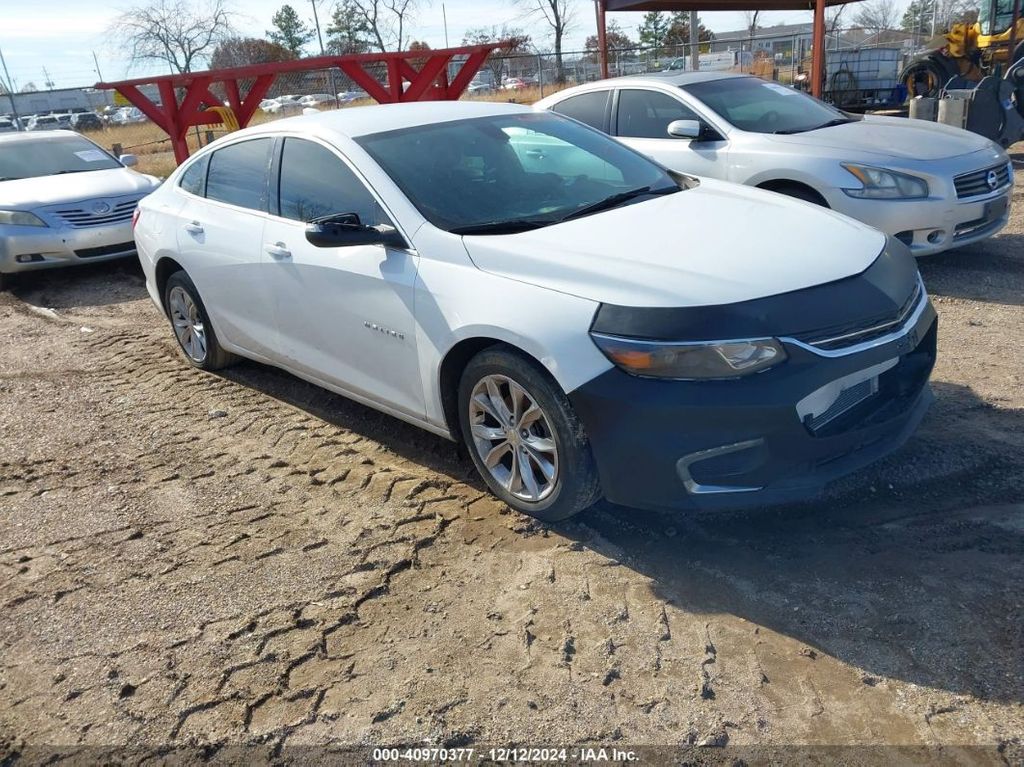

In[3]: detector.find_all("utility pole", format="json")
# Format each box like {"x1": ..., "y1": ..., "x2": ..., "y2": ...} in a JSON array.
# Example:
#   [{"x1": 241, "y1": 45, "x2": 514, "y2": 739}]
[
  {"x1": 443, "y1": 3, "x2": 450, "y2": 48},
  {"x1": 310, "y1": 0, "x2": 340, "y2": 108},
  {"x1": 42, "y1": 66, "x2": 54, "y2": 90},
  {"x1": 92, "y1": 51, "x2": 105, "y2": 82},
  {"x1": 0, "y1": 43, "x2": 23, "y2": 130},
  {"x1": 689, "y1": 10, "x2": 699, "y2": 71}
]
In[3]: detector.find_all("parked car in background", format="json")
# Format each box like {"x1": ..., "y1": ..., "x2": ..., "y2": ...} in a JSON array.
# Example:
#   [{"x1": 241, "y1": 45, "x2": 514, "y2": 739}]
[
  {"x1": 536, "y1": 72, "x2": 1012, "y2": 256},
  {"x1": 0, "y1": 116, "x2": 19, "y2": 133},
  {"x1": 467, "y1": 80, "x2": 494, "y2": 95},
  {"x1": 262, "y1": 99, "x2": 304, "y2": 116},
  {"x1": 133, "y1": 102, "x2": 936, "y2": 521},
  {"x1": 299, "y1": 93, "x2": 337, "y2": 108},
  {"x1": 337, "y1": 90, "x2": 369, "y2": 104},
  {"x1": 26, "y1": 115, "x2": 61, "y2": 132},
  {"x1": 0, "y1": 130, "x2": 160, "y2": 290},
  {"x1": 70, "y1": 112, "x2": 104, "y2": 132},
  {"x1": 501, "y1": 77, "x2": 528, "y2": 91},
  {"x1": 110, "y1": 107, "x2": 148, "y2": 125},
  {"x1": 55, "y1": 113, "x2": 74, "y2": 129}
]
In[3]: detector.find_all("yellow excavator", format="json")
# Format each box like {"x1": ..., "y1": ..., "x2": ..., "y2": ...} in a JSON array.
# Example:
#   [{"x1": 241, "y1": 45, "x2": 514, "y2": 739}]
[
  {"x1": 901, "y1": 0, "x2": 1024, "y2": 97},
  {"x1": 899, "y1": 0, "x2": 1024, "y2": 143}
]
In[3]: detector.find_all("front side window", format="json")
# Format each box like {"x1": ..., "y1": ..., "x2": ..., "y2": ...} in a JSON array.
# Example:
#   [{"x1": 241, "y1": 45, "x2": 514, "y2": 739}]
[
  {"x1": 617, "y1": 89, "x2": 701, "y2": 139},
  {"x1": 551, "y1": 91, "x2": 610, "y2": 130},
  {"x1": 683, "y1": 76, "x2": 854, "y2": 135},
  {"x1": 178, "y1": 154, "x2": 209, "y2": 197},
  {"x1": 0, "y1": 135, "x2": 121, "y2": 181},
  {"x1": 205, "y1": 138, "x2": 273, "y2": 211},
  {"x1": 277, "y1": 138, "x2": 388, "y2": 226},
  {"x1": 356, "y1": 111, "x2": 680, "y2": 233}
]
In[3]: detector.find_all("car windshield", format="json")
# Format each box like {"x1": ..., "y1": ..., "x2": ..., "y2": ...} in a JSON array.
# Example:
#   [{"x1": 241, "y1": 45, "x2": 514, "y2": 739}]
[
  {"x1": 0, "y1": 135, "x2": 122, "y2": 181},
  {"x1": 683, "y1": 77, "x2": 857, "y2": 134},
  {"x1": 356, "y1": 111, "x2": 681, "y2": 234}
]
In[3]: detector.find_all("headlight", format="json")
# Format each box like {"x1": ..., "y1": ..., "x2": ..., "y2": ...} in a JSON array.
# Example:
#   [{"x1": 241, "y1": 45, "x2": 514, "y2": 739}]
[
  {"x1": 842, "y1": 164, "x2": 928, "y2": 199},
  {"x1": 590, "y1": 333, "x2": 787, "y2": 380},
  {"x1": 0, "y1": 210, "x2": 48, "y2": 227}
]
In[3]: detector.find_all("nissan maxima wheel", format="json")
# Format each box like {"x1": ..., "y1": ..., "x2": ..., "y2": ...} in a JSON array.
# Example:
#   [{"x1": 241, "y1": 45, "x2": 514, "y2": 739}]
[
  {"x1": 458, "y1": 347, "x2": 602, "y2": 521},
  {"x1": 163, "y1": 271, "x2": 237, "y2": 371}
]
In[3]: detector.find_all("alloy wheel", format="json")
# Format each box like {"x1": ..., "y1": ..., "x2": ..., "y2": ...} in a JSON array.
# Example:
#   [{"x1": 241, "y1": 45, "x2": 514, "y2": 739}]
[
  {"x1": 468, "y1": 374, "x2": 559, "y2": 503},
  {"x1": 168, "y1": 285, "x2": 207, "y2": 363}
]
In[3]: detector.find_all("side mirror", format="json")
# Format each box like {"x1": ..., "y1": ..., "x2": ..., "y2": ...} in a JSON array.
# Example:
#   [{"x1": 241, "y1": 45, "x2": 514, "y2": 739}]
[
  {"x1": 119, "y1": 153, "x2": 138, "y2": 167},
  {"x1": 305, "y1": 213, "x2": 405, "y2": 249},
  {"x1": 667, "y1": 120, "x2": 701, "y2": 139}
]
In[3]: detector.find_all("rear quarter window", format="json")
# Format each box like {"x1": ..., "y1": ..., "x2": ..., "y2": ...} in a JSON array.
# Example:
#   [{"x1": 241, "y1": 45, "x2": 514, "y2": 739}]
[
  {"x1": 551, "y1": 91, "x2": 610, "y2": 131},
  {"x1": 178, "y1": 154, "x2": 210, "y2": 197}
]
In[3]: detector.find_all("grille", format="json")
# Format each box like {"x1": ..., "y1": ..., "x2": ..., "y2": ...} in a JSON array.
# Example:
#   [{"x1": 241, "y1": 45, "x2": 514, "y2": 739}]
[
  {"x1": 74, "y1": 241, "x2": 136, "y2": 259},
  {"x1": 954, "y1": 163, "x2": 1011, "y2": 199},
  {"x1": 53, "y1": 199, "x2": 139, "y2": 228},
  {"x1": 798, "y1": 278, "x2": 923, "y2": 352},
  {"x1": 807, "y1": 377, "x2": 878, "y2": 432}
]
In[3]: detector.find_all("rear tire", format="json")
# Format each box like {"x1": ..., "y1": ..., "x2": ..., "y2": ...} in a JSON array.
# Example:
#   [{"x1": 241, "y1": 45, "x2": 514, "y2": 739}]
[
  {"x1": 458, "y1": 346, "x2": 602, "y2": 522},
  {"x1": 163, "y1": 270, "x2": 237, "y2": 371}
]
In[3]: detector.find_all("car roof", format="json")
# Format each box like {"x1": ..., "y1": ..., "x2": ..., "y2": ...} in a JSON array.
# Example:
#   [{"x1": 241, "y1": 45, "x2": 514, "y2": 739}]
[{"x1": 240, "y1": 100, "x2": 532, "y2": 140}]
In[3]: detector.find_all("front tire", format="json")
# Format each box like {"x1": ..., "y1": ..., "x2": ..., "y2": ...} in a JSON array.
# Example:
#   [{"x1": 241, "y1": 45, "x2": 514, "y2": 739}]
[
  {"x1": 458, "y1": 346, "x2": 602, "y2": 522},
  {"x1": 163, "y1": 270, "x2": 237, "y2": 371}
]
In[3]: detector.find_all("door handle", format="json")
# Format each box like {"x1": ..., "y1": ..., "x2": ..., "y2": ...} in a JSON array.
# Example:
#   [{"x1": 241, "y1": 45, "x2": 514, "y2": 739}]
[
  {"x1": 264, "y1": 242, "x2": 292, "y2": 259},
  {"x1": 184, "y1": 221, "x2": 204, "y2": 235},
  {"x1": 525, "y1": 149, "x2": 545, "y2": 159}
]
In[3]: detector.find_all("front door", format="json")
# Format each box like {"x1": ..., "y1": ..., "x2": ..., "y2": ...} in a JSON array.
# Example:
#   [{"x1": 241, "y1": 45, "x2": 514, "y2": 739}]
[
  {"x1": 262, "y1": 137, "x2": 423, "y2": 419},
  {"x1": 614, "y1": 88, "x2": 728, "y2": 180}
]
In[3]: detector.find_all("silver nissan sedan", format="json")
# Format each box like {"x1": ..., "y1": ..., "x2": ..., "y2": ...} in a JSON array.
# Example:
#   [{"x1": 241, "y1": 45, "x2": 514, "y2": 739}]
[
  {"x1": 536, "y1": 72, "x2": 1012, "y2": 256},
  {"x1": 0, "y1": 131, "x2": 161, "y2": 290}
]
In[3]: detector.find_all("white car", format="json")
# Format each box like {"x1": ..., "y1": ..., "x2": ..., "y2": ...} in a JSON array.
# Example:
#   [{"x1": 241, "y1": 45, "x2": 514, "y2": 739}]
[
  {"x1": 262, "y1": 99, "x2": 304, "y2": 116},
  {"x1": 536, "y1": 73, "x2": 1012, "y2": 256},
  {"x1": 133, "y1": 102, "x2": 936, "y2": 520},
  {"x1": 26, "y1": 115, "x2": 61, "y2": 132},
  {"x1": 0, "y1": 131, "x2": 160, "y2": 290},
  {"x1": 299, "y1": 93, "x2": 337, "y2": 108}
]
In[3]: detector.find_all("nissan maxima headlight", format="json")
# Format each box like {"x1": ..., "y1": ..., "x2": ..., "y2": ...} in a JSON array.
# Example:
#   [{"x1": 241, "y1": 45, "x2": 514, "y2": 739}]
[
  {"x1": 590, "y1": 333, "x2": 787, "y2": 380},
  {"x1": 0, "y1": 210, "x2": 48, "y2": 227},
  {"x1": 842, "y1": 164, "x2": 928, "y2": 199}
]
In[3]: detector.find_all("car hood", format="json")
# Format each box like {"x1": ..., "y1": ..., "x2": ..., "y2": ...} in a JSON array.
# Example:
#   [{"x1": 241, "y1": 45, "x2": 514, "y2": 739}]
[
  {"x1": 461, "y1": 178, "x2": 886, "y2": 308},
  {"x1": 765, "y1": 115, "x2": 997, "y2": 161},
  {"x1": 0, "y1": 168, "x2": 159, "y2": 209}
]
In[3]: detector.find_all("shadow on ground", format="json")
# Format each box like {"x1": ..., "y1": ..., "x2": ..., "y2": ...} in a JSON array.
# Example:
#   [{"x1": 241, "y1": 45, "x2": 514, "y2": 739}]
[{"x1": 8, "y1": 259, "x2": 149, "y2": 309}]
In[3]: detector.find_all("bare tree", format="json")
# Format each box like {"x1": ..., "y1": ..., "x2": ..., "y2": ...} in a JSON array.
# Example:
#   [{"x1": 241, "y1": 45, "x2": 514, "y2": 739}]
[
  {"x1": 742, "y1": 9, "x2": 761, "y2": 51},
  {"x1": 518, "y1": 0, "x2": 576, "y2": 83},
  {"x1": 853, "y1": 0, "x2": 900, "y2": 39},
  {"x1": 109, "y1": 0, "x2": 236, "y2": 74},
  {"x1": 826, "y1": 4, "x2": 848, "y2": 48},
  {"x1": 346, "y1": 0, "x2": 419, "y2": 52}
]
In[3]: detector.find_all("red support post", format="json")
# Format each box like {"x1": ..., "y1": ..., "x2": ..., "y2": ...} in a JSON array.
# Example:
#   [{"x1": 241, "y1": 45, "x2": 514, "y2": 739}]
[{"x1": 811, "y1": 0, "x2": 826, "y2": 98}]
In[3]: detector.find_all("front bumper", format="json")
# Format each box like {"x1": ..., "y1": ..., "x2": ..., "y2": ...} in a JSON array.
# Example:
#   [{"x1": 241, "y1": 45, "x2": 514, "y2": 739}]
[
  {"x1": 0, "y1": 220, "x2": 137, "y2": 275},
  {"x1": 834, "y1": 186, "x2": 1011, "y2": 257},
  {"x1": 569, "y1": 301, "x2": 938, "y2": 513}
]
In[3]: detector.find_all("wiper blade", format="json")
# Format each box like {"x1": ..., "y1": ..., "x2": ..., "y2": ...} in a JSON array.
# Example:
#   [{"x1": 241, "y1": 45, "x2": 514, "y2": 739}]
[
  {"x1": 0, "y1": 176, "x2": 21, "y2": 181},
  {"x1": 559, "y1": 185, "x2": 676, "y2": 223},
  {"x1": 53, "y1": 169, "x2": 93, "y2": 175},
  {"x1": 450, "y1": 218, "x2": 552, "y2": 235},
  {"x1": 775, "y1": 117, "x2": 856, "y2": 135}
]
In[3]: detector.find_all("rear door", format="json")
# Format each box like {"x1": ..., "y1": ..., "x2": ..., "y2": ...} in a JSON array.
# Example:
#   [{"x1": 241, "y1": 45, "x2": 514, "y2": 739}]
[
  {"x1": 173, "y1": 137, "x2": 278, "y2": 358},
  {"x1": 613, "y1": 88, "x2": 727, "y2": 179},
  {"x1": 260, "y1": 136, "x2": 424, "y2": 419}
]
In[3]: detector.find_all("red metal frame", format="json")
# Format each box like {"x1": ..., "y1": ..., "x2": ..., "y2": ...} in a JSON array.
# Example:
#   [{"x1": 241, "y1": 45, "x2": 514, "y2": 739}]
[{"x1": 96, "y1": 43, "x2": 511, "y2": 163}]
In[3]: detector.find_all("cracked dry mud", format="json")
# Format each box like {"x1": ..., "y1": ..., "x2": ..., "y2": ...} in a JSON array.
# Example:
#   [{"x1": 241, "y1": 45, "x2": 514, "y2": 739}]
[{"x1": 2, "y1": 177, "x2": 1024, "y2": 762}]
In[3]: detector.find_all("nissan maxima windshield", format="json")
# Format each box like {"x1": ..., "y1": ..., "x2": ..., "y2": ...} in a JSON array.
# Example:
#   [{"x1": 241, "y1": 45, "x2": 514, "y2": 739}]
[
  {"x1": 0, "y1": 135, "x2": 122, "y2": 182},
  {"x1": 682, "y1": 77, "x2": 859, "y2": 135},
  {"x1": 356, "y1": 112, "x2": 682, "y2": 234}
]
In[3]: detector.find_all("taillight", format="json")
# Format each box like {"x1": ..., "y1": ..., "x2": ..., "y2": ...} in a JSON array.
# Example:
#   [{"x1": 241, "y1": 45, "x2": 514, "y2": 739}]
[{"x1": 132, "y1": 207, "x2": 141, "y2": 230}]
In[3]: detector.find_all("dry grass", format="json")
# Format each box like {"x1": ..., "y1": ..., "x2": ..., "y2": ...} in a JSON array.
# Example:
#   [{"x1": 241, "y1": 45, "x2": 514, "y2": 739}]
[{"x1": 105, "y1": 85, "x2": 571, "y2": 178}]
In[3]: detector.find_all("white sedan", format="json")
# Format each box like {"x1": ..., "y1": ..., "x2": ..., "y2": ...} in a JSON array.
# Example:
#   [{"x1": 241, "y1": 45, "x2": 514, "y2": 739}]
[
  {"x1": 133, "y1": 102, "x2": 936, "y2": 520},
  {"x1": 536, "y1": 73, "x2": 1012, "y2": 256}
]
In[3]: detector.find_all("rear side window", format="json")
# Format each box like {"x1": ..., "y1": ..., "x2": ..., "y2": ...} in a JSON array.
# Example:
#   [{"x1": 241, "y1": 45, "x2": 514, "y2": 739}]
[
  {"x1": 277, "y1": 138, "x2": 389, "y2": 226},
  {"x1": 205, "y1": 138, "x2": 273, "y2": 211},
  {"x1": 617, "y1": 89, "x2": 700, "y2": 139},
  {"x1": 551, "y1": 91, "x2": 609, "y2": 131},
  {"x1": 178, "y1": 154, "x2": 209, "y2": 196}
]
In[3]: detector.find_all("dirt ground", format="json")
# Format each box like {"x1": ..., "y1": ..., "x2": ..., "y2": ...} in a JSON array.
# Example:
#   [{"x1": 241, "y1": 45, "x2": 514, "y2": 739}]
[{"x1": 1, "y1": 176, "x2": 1023, "y2": 764}]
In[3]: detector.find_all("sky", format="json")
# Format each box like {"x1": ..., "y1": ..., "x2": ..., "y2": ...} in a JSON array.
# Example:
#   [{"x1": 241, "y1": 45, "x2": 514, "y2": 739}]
[{"x1": 0, "y1": 0, "x2": 907, "y2": 91}]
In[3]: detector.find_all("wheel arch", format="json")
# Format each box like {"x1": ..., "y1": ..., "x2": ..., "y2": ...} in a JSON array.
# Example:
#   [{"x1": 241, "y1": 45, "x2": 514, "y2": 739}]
[
  {"x1": 755, "y1": 178, "x2": 830, "y2": 207},
  {"x1": 154, "y1": 256, "x2": 185, "y2": 313}
]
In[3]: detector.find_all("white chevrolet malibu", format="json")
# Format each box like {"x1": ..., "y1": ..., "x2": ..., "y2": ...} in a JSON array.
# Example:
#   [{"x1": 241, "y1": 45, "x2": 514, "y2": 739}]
[
  {"x1": 133, "y1": 102, "x2": 937, "y2": 521},
  {"x1": 535, "y1": 73, "x2": 1012, "y2": 256}
]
